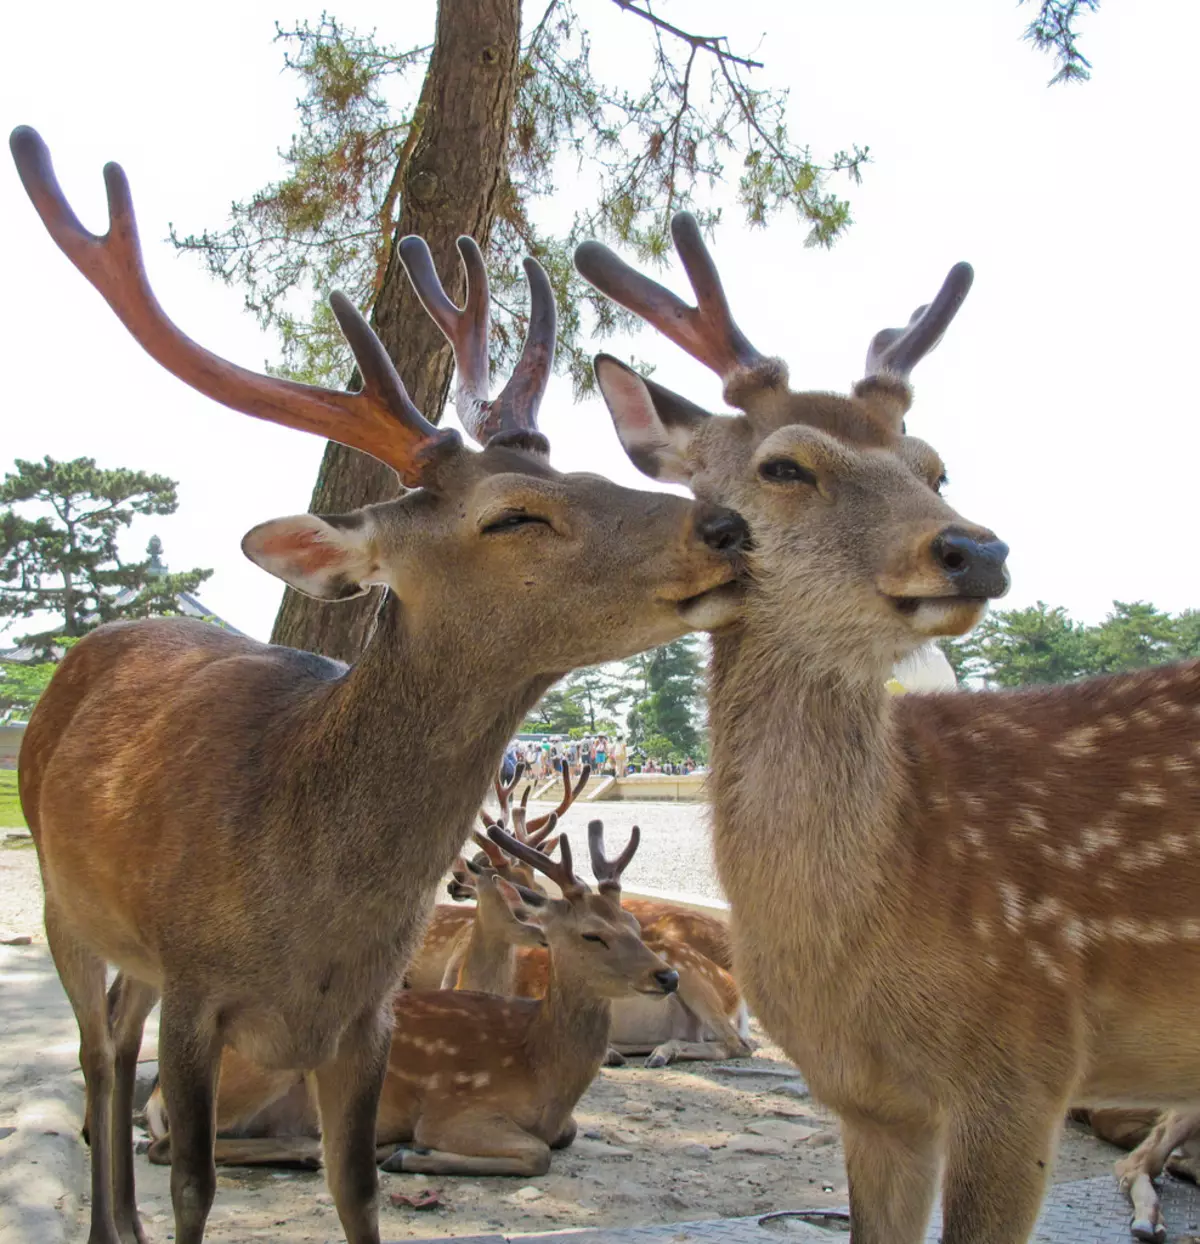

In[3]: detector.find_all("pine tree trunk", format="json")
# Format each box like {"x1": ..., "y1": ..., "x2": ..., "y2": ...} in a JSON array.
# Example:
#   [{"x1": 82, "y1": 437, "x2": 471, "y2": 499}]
[{"x1": 270, "y1": 0, "x2": 522, "y2": 660}]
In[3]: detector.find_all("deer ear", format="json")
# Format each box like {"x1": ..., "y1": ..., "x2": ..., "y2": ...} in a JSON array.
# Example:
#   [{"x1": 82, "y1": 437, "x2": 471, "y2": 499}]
[
  {"x1": 242, "y1": 511, "x2": 383, "y2": 601},
  {"x1": 594, "y1": 354, "x2": 710, "y2": 485},
  {"x1": 493, "y1": 876, "x2": 551, "y2": 947}
]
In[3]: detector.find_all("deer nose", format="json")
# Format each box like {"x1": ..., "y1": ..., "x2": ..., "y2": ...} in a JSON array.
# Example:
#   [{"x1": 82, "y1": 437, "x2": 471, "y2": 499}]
[
  {"x1": 654, "y1": 968, "x2": 680, "y2": 994},
  {"x1": 694, "y1": 506, "x2": 750, "y2": 553},
  {"x1": 930, "y1": 528, "x2": 1010, "y2": 599}
]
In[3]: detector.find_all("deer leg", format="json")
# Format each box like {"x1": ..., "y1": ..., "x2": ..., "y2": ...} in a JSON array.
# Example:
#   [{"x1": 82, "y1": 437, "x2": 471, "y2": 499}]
[
  {"x1": 310, "y1": 1006, "x2": 392, "y2": 1244},
  {"x1": 940, "y1": 1097, "x2": 1064, "y2": 1244},
  {"x1": 550, "y1": 1116, "x2": 577, "y2": 1149},
  {"x1": 44, "y1": 902, "x2": 121, "y2": 1244},
  {"x1": 1115, "y1": 1108, "x2": 1200, "y2": 1243},
  {"x1": 394, "y1": 1110, "x2": 552, "y2": 1176},
  {"x1": 156, "y1": 990, "x2": 223, "y2": 1244},
  {"x1": 840, "y1": 1112, "x2": 941, "y2": 1244},
  {"x1": 108, "y1": 974, "x2": 159, "y2": 1244},
  {"x1": 643, "y1": 973, "x2": 752, "y2": 1067}
]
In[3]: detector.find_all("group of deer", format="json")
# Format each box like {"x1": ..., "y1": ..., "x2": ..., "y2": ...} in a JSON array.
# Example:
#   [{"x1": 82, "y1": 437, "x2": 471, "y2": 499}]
[
  {"x1": 12, "y1": 120, "x2": 1199, "y2": 1244},
  {"x1": 140, "y1": 763, "x2": 749, "y2": 1172}
]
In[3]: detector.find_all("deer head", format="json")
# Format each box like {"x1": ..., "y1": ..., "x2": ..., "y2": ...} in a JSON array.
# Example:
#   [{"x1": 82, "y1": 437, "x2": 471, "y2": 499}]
[
  {"x1": 11, "y1": 130, "x2": 751, "y2": 676},
  {"x1": 576, "y1": 214, "x2": 1009, "y2": 676},
  {"x1": 487, "y1": 822, "x2": 678, "y2": 998}
]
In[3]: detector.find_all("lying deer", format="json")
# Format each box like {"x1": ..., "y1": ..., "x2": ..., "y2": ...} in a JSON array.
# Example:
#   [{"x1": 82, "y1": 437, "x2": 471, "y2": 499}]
[
  {"x1": 10, "y1": 127, "x2": 747, "y2": 1244},
  {"x1": 1076, "y1": 1107, "x2": 1200, "y2": 1241},
  {"x1": 451, "y1": 823, "x2": 751, "y2": 1066},
  {"x1": 578, "y1": 216, "x2": 1200, "y2": 1243},
  {"x1": 146, "y1": 821, "x2": 675, "y2": 1176}
]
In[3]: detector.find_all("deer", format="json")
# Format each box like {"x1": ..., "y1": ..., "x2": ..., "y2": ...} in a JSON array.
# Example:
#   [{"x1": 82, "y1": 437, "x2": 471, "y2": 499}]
[
  {"x1": 443, "y1": 787, "x2": 751, "y2": 1066},
  {"x1": 9, "y1": 126, "x2": 749, "y2": 1244},
  {"x1": 576, "y1": 213, "x2": 1200, "y2": 1244},
  {"x1": 146, "y1": 821, "x2": 676, "y2": 1176},
  {"x1": 1070, "y1": 1107, "x2": 1200, "y2": 1242}
]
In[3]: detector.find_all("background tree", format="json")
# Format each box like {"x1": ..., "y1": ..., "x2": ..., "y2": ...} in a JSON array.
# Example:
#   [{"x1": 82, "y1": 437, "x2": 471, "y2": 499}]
[
  {"x1": 1089, "y1": 600, "x2": 1179, "y2": 674},
  {"x1": 523, "y1": 683, "x2": 586, "y2": 734},
  {"x1": 0, "y1": 457, "x2": 211, "y2": 658},
  {"x1": 174, "y1": 0, "x2": 868, "y2": 661},
  {"x1": 940, "y1": 597, "x2": 1197, "y2": 689}
]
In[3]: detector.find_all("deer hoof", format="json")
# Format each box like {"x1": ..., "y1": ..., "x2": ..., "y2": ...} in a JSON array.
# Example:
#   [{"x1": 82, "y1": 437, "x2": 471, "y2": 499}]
[
  {"x1": 1129, "y1": 1216, "x2": 1166, "y2": 1243},
  {"x1": 603, "y1": 1047, "x2": 627, "y2": 1067},
  {"x1": 380, "y1": 1147, "x2": 422, "y2": 1172},
  {"x1": 645, "y1": 1049, "x2": 672, "y2": 1069}
]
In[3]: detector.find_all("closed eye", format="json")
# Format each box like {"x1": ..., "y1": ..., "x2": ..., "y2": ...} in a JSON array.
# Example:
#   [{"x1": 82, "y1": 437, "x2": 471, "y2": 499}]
[
  {"x1": 481, "y1": 511, "x2": 553, "y2": 535},
  {"x1": 758, "y1": 458, "x2": 818, "y2": 487},
  {"x1": 581, "y1": 933, "x2": 608, "y2": 947}
]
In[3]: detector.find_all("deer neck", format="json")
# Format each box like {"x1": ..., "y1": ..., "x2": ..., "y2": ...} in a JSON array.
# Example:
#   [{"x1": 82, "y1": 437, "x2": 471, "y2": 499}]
[
  {"x1": 274, "y1": 591, "x2": 557, "y2": 899},
  {"x1": 525, "y1": 956, "x2": 612, "y2": 1115},
  {"x1": 707, "y1": 626, "x2": 904, "y2": 948},
  {"x1": 456, "y1": 920, "x2": 519, "y2": 994}
]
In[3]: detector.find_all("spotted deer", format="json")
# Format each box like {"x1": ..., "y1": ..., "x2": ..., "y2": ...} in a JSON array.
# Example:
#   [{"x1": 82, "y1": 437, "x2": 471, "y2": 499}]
[
  {"x1": 577, "y1": 214, "x2": 1200, "y2": 1244},
  {"x1": 10, "y1": 127, "x2": 748, "y2": 1244},
  {"x1": 147, "y1": 822, "x2": 676, "y2": 1176},
  {"x1": 445, "y1": 823, "x2": 750, "y2": 1066}
]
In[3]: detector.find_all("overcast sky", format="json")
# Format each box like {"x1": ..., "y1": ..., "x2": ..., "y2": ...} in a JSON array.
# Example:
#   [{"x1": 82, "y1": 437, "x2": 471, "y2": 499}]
[{"x1": 3, "y1": 1, "x2": 1197, "y2": 642}]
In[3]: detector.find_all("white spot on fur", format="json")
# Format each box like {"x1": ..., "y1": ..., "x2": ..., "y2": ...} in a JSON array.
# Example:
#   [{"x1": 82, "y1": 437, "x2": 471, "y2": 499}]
[
  {"x1": 1012, "y1": 808, "x2": 1046, "y2": 838},
  {"x1": 973, "y1": 915, "x2": 992, "y2": 941},
  {"x1": 1029, "y1": 943, "x2": 1066, "y2": 984},
  {"x1": 1056, "y1": 726, "x2": 1099, "y2": 757},
  {"x1": 1030, "y1": 897, "x2": 1064, "y2": 923},
  {"x1": 999, "y1": 882, "x2": 1025, "y2": 933}
]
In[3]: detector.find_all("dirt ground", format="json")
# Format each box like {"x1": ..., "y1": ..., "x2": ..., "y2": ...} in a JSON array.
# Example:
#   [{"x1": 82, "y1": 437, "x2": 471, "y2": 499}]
[{"x1": 1, "y1": 834, "x2": 1125, "y2": 1243}]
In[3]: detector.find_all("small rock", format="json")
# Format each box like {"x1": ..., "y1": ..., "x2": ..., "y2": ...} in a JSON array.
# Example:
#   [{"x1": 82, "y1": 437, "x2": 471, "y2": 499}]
[
  {"x1": 570, "y1": 1137, "x2": 633, "y2": 1159},
  {"x1": 1, "y1": 935, "x2": 32, "y2": 946},
  {"x1": 680, "y1": 1143, "x2": 711, "y2": 1160},
  {"x1": 582, "y1": 1129, "x2": 605, "y2": 1140},
  {"x1": 726, "y1": 1133, "x2": 788, "y2": 1156},
  {"x1": 746, "y1": 1119, "x2": 823, "y2": 1144},
  {"x1": 773, "y1": 1080, "x2": 811, "y2": 1099},
  {"x1": 0, "y1": 1127, "x2": 15, "y2": 1141},
  {"x1": 510, "y1": 1185, "x2": 544, "y2": 1203},
  {"x1": 807, "y1": 1130, "x2": 839, "y2": 1147},
  {"x1": 314, "y1": 1192, "x2": 333, "y2": 1205}
]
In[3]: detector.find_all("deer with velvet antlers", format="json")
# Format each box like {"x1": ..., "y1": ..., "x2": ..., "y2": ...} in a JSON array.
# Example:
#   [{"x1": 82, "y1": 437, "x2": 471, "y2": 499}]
[
  {"x1": 10, "y1": 126, "x2": 748, "y2": 1244},
  {"x1": 576, "y1": 215, "x2": 1200, "y2": 1244}
]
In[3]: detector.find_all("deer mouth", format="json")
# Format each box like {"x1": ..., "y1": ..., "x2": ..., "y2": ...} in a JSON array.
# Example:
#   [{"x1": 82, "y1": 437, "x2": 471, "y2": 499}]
[
  {"x1": 675, "y1": 579, "x2": 746, "y2": 630},
  {"x1": 886, "y1": 593, "x2": 989, "y2": 637}
]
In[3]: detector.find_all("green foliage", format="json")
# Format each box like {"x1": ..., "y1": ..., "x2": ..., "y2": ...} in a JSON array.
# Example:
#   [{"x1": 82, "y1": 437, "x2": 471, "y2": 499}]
[
  {"x1": 0, "y1": 656, "x2": 57, "y2": 721},
  {"x1": 0, "y1": 770, "x2": 25, "y2": 829},
  {"x1": 172, "y1": 1, "x2": 866, "y2": 393},
  {"x1": 942, "y1": 598, "x2": 1200, "y2": 688},
  {"x1": 0, "y1": 457, "x2": 212, "y2": 656},
  {"x1": 1019, "y1": 0, "x2": 1099, "y2": 86}
]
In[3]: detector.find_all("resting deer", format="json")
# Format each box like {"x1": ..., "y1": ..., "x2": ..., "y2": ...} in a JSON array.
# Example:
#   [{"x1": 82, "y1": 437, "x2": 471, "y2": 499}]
[
  {"x1": 147, "y1": 821, "x2": 675, "y2": 1176},
  {"x1": 10, "y1": 127, "x2": 747, "y2": 1244},
  {"x1": 446, "y1": 799, "x2": 750, "y2": 1066},
  {"x1": 578, "y1": 215, "x2": 1200, "y2": 1243},
  {"x1": 1077, "y1": 1107, "x2": 1200, "y2": 1241}
]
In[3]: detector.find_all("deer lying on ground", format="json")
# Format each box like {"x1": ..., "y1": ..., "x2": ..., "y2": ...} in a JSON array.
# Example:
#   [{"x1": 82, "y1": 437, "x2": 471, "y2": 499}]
[
  {"x1": 10, "y1": 127, "x2": 747, "y2": 1244},
  {"x1": 147, "y1": 821, "x2": 676, "y2": 1176},
  {"x1": 577, "y1": 215, "x2": 1200, "y2": 1244},
  {"x1": 446, "y1": 793, "x2": 750, "y2": 1066},
  {"x1": 1073, "y1": 1107, "x2": 1200, "y2": 1241}
]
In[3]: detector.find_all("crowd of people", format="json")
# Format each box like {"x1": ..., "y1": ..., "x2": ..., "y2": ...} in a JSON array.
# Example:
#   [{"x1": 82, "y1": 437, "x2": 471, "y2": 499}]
[{"x1": 501, "y1": 735, "x2": 702, "y2": 782}]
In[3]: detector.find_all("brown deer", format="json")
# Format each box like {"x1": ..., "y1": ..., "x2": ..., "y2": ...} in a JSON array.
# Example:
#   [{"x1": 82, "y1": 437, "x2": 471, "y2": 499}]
[
  {"x1": 10, "y1": 127, "x2": 748, "y2": 1244},
  {"x1": 1075, "y1": 1107, "x2": 1200, "y2": 1241},
  {"x1": 443, "y1": 824, "x2": 750, "y2": 1066},
  {"x1": 147, "y1": 821, "x2": 676, "y2": 1176},
  {"x1": 577, "y1": 215, "x2": 1200, "y2": 1243}
]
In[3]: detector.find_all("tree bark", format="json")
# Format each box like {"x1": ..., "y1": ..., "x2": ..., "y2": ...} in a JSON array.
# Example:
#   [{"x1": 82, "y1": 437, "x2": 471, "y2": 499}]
[{"x1": 270, "y1": 0, "x2": 522, "y2": 660}]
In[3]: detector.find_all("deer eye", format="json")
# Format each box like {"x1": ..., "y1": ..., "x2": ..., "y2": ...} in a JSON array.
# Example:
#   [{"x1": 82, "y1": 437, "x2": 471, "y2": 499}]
[
  {"x1": 935, "y1": 471, "x2": 949, "y2": 494},
  {"x1": 758, "y1": 458, "x2": 817, "y2": 486},
  {"x1": 481, "y1": 511, "x2": 553, "y2": 535},
  {"x1": 581, "y1": 933, "x2": 608, "y2": 947}
]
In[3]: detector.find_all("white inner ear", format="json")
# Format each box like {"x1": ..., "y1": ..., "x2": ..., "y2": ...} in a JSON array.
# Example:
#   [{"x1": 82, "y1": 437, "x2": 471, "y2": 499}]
[
  {"x1": 596, "y1": 363, "x2": 694, "y2": 485},
  {"x1": 241, "y1": 513, "x2": 384, "y2": 601}
]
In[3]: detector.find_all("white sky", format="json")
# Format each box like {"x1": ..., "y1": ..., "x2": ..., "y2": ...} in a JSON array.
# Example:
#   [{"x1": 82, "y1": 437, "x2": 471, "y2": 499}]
[{"x1": 2, "y1": 0, "x2": 1197, "y2": 642}]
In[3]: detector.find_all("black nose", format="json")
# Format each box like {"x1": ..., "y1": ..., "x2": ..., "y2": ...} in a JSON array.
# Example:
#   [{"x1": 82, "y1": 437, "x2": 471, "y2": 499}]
[
  {"x1": 930, "y1": 529, "x2": 1010, "y2": 599},
  {"x1": 695, "y1": 506, "x2": 750, "y2": 553},
  {"x1": 654, "y1": 968, "x2": 680, "y2": 994}
]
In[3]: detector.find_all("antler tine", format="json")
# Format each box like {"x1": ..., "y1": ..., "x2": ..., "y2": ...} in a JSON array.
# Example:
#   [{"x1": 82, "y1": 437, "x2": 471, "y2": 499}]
[
  {"x1": 493, "y1": 761, "x2": 526, "y2": 821},
  {"x1": 10, "y1": 127, "x2": 459, "y2": 489},
  {"x1": 471, "y1": 830, "x2": 510, "y2": 871},
  {"x1": 397, "y1": 236, "x2": 555, "y2": 447},
  {"x1": 864, "y1": 262, "x2": 975, "y2": 382},
  {"x1": 487, "y1": 822, "x2": 586, "y2": 899},
  {"x1": 587, "y1": 819, "x2": 640, "y2": 894},
  {"x1": 575, "y1": 212, "x2": 766, "y2": 384},
  {"x1": 527, "y1": 764, "x2": 591, "y2": 841}
]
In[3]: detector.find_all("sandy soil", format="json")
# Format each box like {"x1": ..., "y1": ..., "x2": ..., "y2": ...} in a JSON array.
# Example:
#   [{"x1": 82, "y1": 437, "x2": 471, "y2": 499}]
[{"x1": 1, "y1": 833, "x2": 1125, "y2": 1243}]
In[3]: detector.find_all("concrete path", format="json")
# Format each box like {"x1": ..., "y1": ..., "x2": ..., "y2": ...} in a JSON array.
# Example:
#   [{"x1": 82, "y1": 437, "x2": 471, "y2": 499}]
[{"x1": 0, "y1": 942, "x2": 158, "y2": 1244}]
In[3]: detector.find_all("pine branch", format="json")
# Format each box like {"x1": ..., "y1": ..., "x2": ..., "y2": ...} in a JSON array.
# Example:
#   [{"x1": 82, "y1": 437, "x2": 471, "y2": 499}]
[{"x1": 608, "y1": 0, "x2": 763, "y2": 70}]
